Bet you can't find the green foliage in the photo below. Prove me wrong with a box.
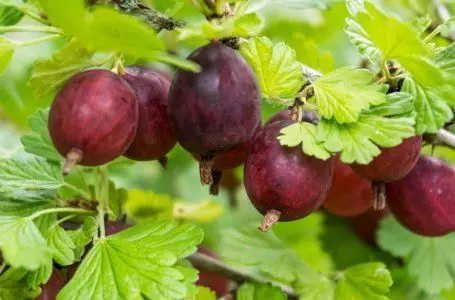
[239,36,305,106]
[0,35,15,75]
[0,268,40,300]
[237,283,286,300]
[58,220,203,300]
[311,66,385,123]
[0,0,25,26]
[378,216,455,295]
[67,216,97,261]
[20,108,61,161]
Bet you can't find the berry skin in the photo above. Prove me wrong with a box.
[244,120,334,231]
[196,247,229,297]
[323,155,373,217]
[385,156,455,237]
[265,109,319,125]
[38,267,66,300]
[121,66,176,166]
[351,136,422,182]
[49,69,138,174]
[168,41,261,184]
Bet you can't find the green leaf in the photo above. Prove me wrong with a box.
[67,216,96,261]
[344,18,381,64]
[43,216,76,266]
[0,0,25,26]
[311,67,385,123]
[378,216,455,295]
[365,92,414,117]
[397,55,444,87]
[239,36,304,106]
[0,35,15,75]
[434,43,455,83]
[335,263,392,300]
[0,268,41,300]
[278,122,331,160]
[20,108,62,161]
[295,272,334,300]
[289,33,334,74]
[0,215,52,270]
[346,0,365,16]
[124,189,174,222]
[38,0,199,71]
[222,225,310,284]
[0,190,56,217]
[173,200,224,224]
[318,113,415,164]
[58,220,203,300]
[401,78,453,134]
[237,283,286,300]
[191,286,216,300]
[28,40,98,100]
[0,157,63,193]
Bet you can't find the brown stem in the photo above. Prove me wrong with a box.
[209,169,222,196]
[63,149,83,176]
[158,156,168,169]
[372,182,386,211]
[188,252,299,299]
[199,154,214,185]
[258,209,281,232]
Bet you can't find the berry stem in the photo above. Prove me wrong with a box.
[200,154,214,185]
[63,149,83,176]
[259,209,281,232]
[372,182,386,211]
[209,169,222,196]
[0,25,62,34]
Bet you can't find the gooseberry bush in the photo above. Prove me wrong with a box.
[0,0,455,299]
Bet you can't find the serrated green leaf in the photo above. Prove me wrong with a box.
[295,272,334,300]
[311,67,385,123]
[397,55,444,87]
[0,0,25,26]
[43,217,76,266]
[335,263,392,300]
[318,113,415,164]
[344,18,381,64]
[402,78,453,134]
[412,15,432,34]
[346,0,365,16]
[28,40,98,100]
[0,267,41,300]
[0,35,15,75]
[378,216,455,294]
[67,216,96,261]
[0,157,63,193]
[278,122,331,160]
[20,108,62,161]
[38,0,199,71]
[0,190,56,217]
[58,220,203,300]
[0,215,52,270]
[222,225,310,284]
[365,92,414,117]
[237,283,286,300]
[239,36,304,106]
[173,200,224,224]
[435,43,455,83]
[24,258,52,289]
[191,286,216,300]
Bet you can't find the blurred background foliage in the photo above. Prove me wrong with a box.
[1,0,455,298]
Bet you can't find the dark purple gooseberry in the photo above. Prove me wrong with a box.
[49,69,138,175]
[168,41,261,185]
[265,109,319,125]
[38,267,66,300]
[121,66,176,167]
[244,120,334,231]
[385,156,455,236]
[350,136,422,210]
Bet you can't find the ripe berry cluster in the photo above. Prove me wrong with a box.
[49,41,455,239]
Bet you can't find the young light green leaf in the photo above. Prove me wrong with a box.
[28,40,97,100]
[346,0,365,16]
[222,225,310,284]
[295,272,334,300]
[289,33,334,74]
[401,78,453,134]
[318,114,415,164]
[21,108,62,161]
[0,0,25,26]
[237,283,286,300]
[67,216,96,261]
[58,220,203,300]
[42,216,76,266]
[365,92,414,117]
[344,18,381,65]
[335,263,392,299]
[124,189,174,222]
[24,259,52,289]
[38,0,199,71]
[239,36,304,106]
[191,286,216,300]
[397,55,444,87]
[412,15,432,34]
[173,200,224,224]
[434,43,455,84]
[0,157,63,193]
[0,215,52,270]
[311,67,385,123]
[113,220,204,259]
[378,216,455,294]
[278,122,331,160]
[0,35,15,75]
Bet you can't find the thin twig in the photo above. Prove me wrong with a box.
[188,253,300,299]
[428,128,455,149]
